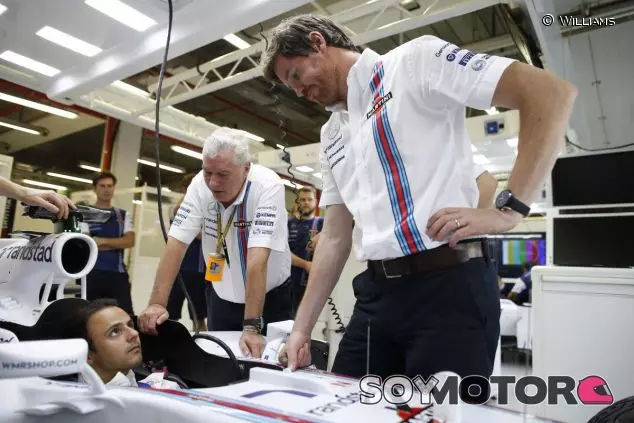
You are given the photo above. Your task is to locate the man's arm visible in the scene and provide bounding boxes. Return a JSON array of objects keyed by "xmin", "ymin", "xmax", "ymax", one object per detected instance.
[
  {"xmin": 476, "ymin": 171, "xmax": 498, "ymax": 209},
  {"xmin": 294, "ymin": 204, "xmax": 353, "ymax": 335},
  {"xmin": 0, "ymin": 176, "xmax": 74, "ymax": 219},
  {"xmin": 244, "ymin": 247, "xmax": 272, "ymax": 320},
  {"xmin": 291, "ymin": 253, "xmax": 310, "ymax": 272},
  {"xmin": 147, "ymin": 236, "xmax": 189, "ymax": 306},
  {"xmin": 492, "ymin": 62, "xmax": 577, "ymax": 206},
  {"xmin": 96, "ymin": 232, "xmax": 135, "ymax": 250}
]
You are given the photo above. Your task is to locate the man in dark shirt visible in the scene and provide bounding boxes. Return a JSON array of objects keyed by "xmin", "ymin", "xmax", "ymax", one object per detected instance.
[
  {"xmin": 82, "ymin": 172, "xmax": 135, "ymax": 315},
  {"xmin": 287, "ymin": 186, "xmax": 323, "ymax": 316}
]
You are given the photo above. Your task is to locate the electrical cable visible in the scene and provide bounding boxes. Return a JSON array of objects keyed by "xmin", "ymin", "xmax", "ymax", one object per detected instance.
[{"xmin": 153, "ymin": 0, "xmax": 200, "ymax": 334}]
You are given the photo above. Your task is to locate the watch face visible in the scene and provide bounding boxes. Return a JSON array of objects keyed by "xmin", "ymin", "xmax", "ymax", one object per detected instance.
[{"xmin": 496, "ymin": 190, "xmax": 512, "ymax": 208}]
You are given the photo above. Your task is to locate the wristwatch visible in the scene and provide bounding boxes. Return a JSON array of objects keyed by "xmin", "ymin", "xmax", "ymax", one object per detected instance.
[
  {"xmin": 495, "ymin": 189, "xmax": 531, "ymax": 217},
  {"xmin": 243, "ymin": 317, "xmax": 264, "ymax": 334}
]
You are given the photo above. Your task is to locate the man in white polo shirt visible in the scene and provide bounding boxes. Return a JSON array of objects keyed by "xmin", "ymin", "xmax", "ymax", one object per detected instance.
[
  {"xmin": 260, "ymin": 14, "xmax": 576, "ymax": 393},
  {"xmin": 138, "ymin": 127, "xmax": 292, "ymax": 358}
]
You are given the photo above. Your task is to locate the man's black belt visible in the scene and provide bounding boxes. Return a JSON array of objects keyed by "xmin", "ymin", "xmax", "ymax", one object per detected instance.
[{"xmin": 367, "ymin": 239, "xmax": 488, "ymax": 279}]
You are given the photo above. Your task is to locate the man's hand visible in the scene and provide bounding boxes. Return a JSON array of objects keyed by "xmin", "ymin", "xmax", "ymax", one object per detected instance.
[
  {"xmin": 427, "ymin": 207, "xmax": 522, "ymax": 246},
  {"xmin": 240, "ymin": 330, "xmax": 266, "ymax": 358},
  {"xmin": 303, "ymin": 261, "xmax": 312, "ymax": 274},
  {"xmin": 138, "ymin": 304, "xmax": 169, "ymax": 335},
  {"xmin": 307, "ymin": 233, "xmax": 320, "ymax": 251},
  {"xmin": 21, "ymin": 188, "xmax": 75, "ymax": 220},
  {"xmin": 278, "ymin": 330, "xmax": 311, "ymax": 371}
]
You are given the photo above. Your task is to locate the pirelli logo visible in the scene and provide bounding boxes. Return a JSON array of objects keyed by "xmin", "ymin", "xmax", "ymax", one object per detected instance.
[{"xmin": 366, "ymin": 91, "xmax": 393, "ymax": 119}]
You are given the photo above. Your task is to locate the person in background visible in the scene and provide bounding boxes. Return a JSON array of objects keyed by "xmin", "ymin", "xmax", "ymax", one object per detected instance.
[
  {"xmin": 508, "ymin": 262, "xmax": 534, "ymax": 305},
  {"xmin": 166, "ymin": 174, "xmax": 208, "ymax": 332},
  {"xmin": 84, "ymin": 172, "xmax": 135, "ymax": 315},
  {"xmin": 287, "ymin": 186, "xmax": 323, "ymax": 316},
  {"xmin": 0, "ymin": 176, "xmax": 74, "ymax": 219}
]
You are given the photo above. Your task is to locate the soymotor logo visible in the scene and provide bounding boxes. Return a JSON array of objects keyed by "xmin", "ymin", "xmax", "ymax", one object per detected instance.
[{"xmin": 359, "ymin": 374, "xmax": 613, "ymax": 406}]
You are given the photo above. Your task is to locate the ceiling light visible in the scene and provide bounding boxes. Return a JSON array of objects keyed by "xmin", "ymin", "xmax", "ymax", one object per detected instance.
[
  {"xmin": 0, "ymin": 4, "xmax": 7, "ymax": 16},
  {"xmin": 223, "ymin": 34, "xmax": 250, "ymax": 50},
  {"xmin": 296, "ymin": 165, "xmax": 314, "ymax": 173},
  {"xmin": 0, "ymin": 50, "xmax": 60, "ymax": 77},
  {"xmin": 0, "ymin": 120, "xmax": 41, "ymax": 135},
  {"xmin": 471, "ymin": 144, "xmax": 477, "ymax": 152},
  {"xmin": 132, "ymin": 200, "xmax": 143, "ymax": 205},
  {"xmin": 0, "ymin": 92, "xmax": 78, "ymax": 119},
  {"xmin": 313, "ymin": 172, "xmax": 322, "ymax": 179},
  {"xmin": 276, "ymin": 144, "xmax": 285, "ymax": 150},
  {"xmin": 485, "ymin": 107, "xmax": 499, "ymax": 115},
  {"xmin": 111, "ymin": 80, "xmax": 148, "ymax": 97},
  {"xmin": 36, "ymin": 26, "xmax": 102, "ymax": 57},
  {"xmin": 85, "ymin": 0, "xmax": 157, "ymax": 32},
  {"xmin": 239, "ymin": 130, "xmax": 264, "ymax": 142},
  {"xmin": 171, "ymin": 145, "xmax": 202, "ymax": 160},
  {"xmin": 46, "ymin": 172, "xmax": 92, "ymax": 184},
  {"xmin": 137, "ymin": 158, "xmax": 184, "ymax": 174},
  {"xmin": 506, "ymin": 137, "xmax": 518, "ymax": 148},
  {"xmin": 79, "ymin": 163, "xmax": 101, "ymax": 172},
  {"xmin": 22, "ymin": 179, "xmax": 67, "ymax": 191},
  {"xmin": 473, "ymin": 154, "xmax": 490, "ymax": 164}
]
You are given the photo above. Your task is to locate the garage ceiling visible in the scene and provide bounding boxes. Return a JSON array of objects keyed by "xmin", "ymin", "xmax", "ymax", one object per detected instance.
[{"xmin": 0, "ymin": 0, "xmax": 632, "ymax": 194}]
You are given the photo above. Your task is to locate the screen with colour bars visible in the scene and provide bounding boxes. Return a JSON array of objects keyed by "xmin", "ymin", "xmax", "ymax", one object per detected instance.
[{"xmin": 501, "ymin": 239, "xmax": 546, "ymax": 266}]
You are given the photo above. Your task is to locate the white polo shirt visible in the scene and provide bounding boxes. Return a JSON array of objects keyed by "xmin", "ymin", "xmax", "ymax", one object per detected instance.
[
  {"xmin": 319, "ymin": 35, "xmax": 515, "ymax": 262},
  {"xmin": 168, "ymin": 164, "xmax": 291, "ymax": 303}
]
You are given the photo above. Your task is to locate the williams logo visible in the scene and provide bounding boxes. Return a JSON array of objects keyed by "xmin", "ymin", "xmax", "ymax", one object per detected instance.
[
  {"xmin": 233, "ymin": 220, "xmax": 251, "ymax": 228},
  {"xmin": 366, "ymin": 91, "xmax": 393, "ymax": 119}
]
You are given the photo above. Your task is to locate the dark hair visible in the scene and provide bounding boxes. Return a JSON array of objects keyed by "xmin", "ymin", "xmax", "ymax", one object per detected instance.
[
  {"xmin": 92, "ymin": 171, "xmax": 117, "ymax": 187},
  {"xmin": 260, "ymin": 13, "xmax": 360, "ymax": 83},
  {"xmin": 62, "ymin": 298, "xmax": 119, "ymax": 350}
]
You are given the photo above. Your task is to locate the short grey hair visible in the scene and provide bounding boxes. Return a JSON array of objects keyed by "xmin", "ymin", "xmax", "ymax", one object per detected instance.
[
  {"xmin": 260, "ymin": 13, "xmax": 360, "ymax": 84},
  {"xmin": 203, "ymin": 127, "xmax": 251, "ymax": 165}
]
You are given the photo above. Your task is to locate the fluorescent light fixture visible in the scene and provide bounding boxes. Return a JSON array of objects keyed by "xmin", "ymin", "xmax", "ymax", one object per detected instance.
[
  {"xmin": 85, "ymin": 0, "xmax": 156, "ymax": 32},
  {"xmin": 223, "ymin": 34, "xmax": 250, "ymax": 50},
  {"xmin": 282, "ymin": 179, "xmax": 302, "ymax": 189},
  {"xmin": 46, "ymin": 172, "xmax": 92, "ymax": 184},
  {"xmin": 171, "ymin": 145, "xmax": 202, "ymax": 160},
  {"xmin": 111, "ymin": 80, "xmax": 148, "ymax": 97},
  {"xmin": 0, "ymin": 50, "xmax": 60, "ymax": 77},
  {"xmin": 79, "ymin": 164, "xmax": 101, "ymax": 172},
  {"xmin": 485, "ymin": 107, "xmax": 499, "ymax": 115},
  {"xmin": 137, "ymin": 158, "xmax": 184, "ymax": 174},
  {"xmin": 506, "ymin": 137, "xmax": 518, "ymax": 148},
  {"xmin": 0, "ymin": 3, "xmax": 7, "ymax": 16},
  {"xmin": 133, "ymin": 200, "xmax": 143, "ymax": 205},
  {"xmin": 22, "ymin": 179, "xmax": 66, "ymax": 190},
  {"xmin": 313, "ymin": 172, "xmax": 322, "ymax": 179},
  {"xmin": 36, "ymin": 26, "xmax": 102, "ymax": 57},
  {"xmin": 296, "ymin": 165, "xmax": 314, "ymax": 173},
  {"xmin": 473, "ymin": 154, "xmax": 490, "ymax": 164},
  {"xmin": 471, "ymin": 144, "xmax": 477, "ymax": 152},
  {"xmin": 276, "ymin": 144, "xmax": 285, "ymax": 150},
  {"xmin": 239, "ymin": 130, "xmax": 264, "ymax": 142},
  {"xmin": 0, "ymin": 120, "xmax": 40, "ymax": 135},
  {"xmin": 0, "ymin": 92, "xmax": 78, "ymax": 119}
]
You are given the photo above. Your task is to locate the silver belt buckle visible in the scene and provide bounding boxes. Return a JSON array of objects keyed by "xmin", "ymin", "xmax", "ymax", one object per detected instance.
[{"xmin": 381, "ymin": 260, "xmax": 402, "ymax": 279}]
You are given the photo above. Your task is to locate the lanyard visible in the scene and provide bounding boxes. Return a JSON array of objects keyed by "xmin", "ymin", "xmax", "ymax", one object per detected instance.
[{"xmin": 216, "ymin": 207, "xmax": 236, "ymax": 255}]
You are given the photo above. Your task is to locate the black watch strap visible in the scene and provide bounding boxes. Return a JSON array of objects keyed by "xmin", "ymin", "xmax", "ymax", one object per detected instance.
[
  {"xmin": 508, "ymin": 197, "xmax": 531, "ymax": 217},
  {"xmin": 243, "ymin": 317, "xmax": 264, "ymax": 334}
]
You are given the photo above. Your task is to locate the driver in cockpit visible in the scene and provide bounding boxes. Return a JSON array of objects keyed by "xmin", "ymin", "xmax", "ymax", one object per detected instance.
[{"xmin": 62, "ymin": 299, "xmax": 143, "ymax": 387}]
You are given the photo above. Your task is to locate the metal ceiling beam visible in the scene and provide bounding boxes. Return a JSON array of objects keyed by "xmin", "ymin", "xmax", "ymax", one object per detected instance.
[{"xmin": 138, "ymin": 0, "xmax": 504, "ymax": 115}]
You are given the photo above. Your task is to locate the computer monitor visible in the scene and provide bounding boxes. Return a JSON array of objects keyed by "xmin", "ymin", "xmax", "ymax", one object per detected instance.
[{"xmin": 492, "ymin": 233, "xmax": 546, "ymax": 278}]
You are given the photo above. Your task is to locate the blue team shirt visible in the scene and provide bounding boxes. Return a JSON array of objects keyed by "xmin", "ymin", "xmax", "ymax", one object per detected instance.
[
  {"xmin": 88, "ymin": 207, "xmax": 128, "ymax": 273},
  {"xmin": 288, "ymin": 216, "xmax": 323, "ymax": 286}
]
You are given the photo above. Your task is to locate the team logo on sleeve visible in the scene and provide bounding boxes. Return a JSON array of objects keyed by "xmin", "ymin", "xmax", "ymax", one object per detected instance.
[
  {"xmin": 445, "ymin": 48, "xmax": 461, "ymax": 62},
  {"xmin": 471, "ymin": 59, "xmax": 487, "ymax": 71}
]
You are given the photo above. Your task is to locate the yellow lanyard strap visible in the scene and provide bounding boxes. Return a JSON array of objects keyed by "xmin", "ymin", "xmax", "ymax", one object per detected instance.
[{"xmin": 216, "ymin": 208, "xmax": 236, "ymax": 255}]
